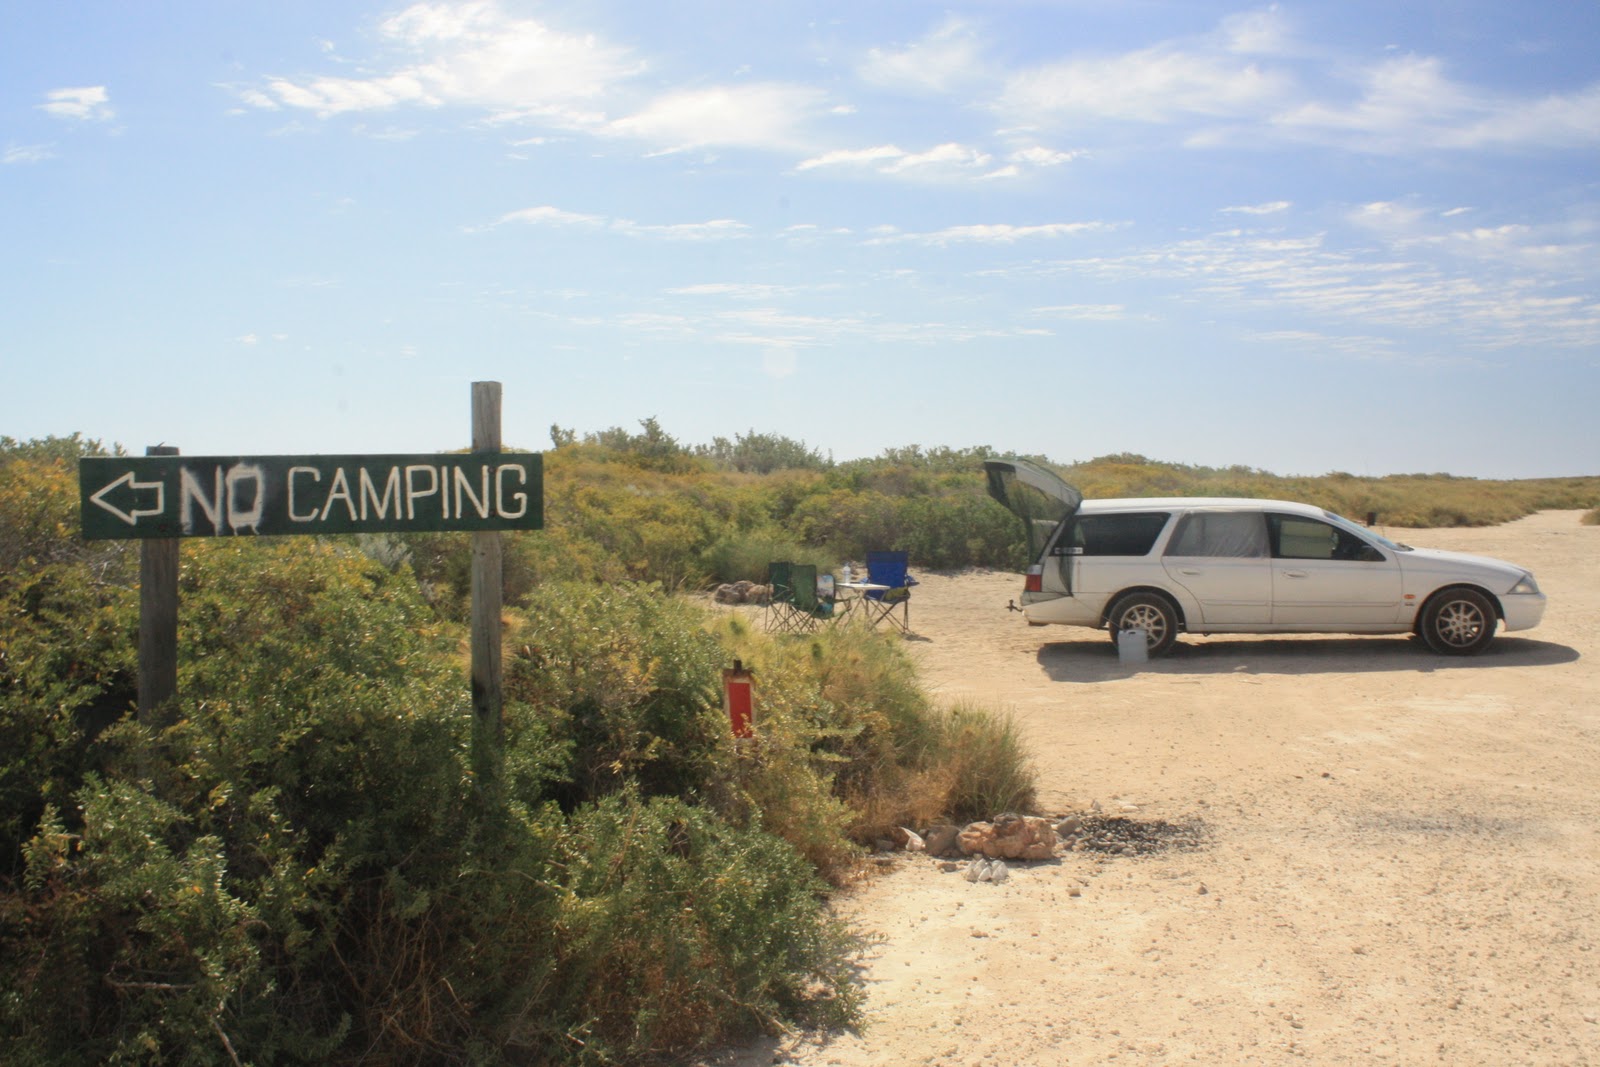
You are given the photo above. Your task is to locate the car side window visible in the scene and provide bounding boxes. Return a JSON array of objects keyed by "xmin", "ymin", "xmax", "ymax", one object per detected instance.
[
  {"xmin": 1164, "ymin": 511, "xmax": 1267, "ymax": 558},
  {"xmin": 1058, "ymin": 512, "xmax": 1170, "ymax": 556},
  {"xmin": 1268, "ymin": 513, "xmax": 1382, "ymax": 561}
]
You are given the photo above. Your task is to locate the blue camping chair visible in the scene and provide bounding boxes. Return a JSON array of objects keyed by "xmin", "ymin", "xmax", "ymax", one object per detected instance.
[{"xmin": 863, "ymin": 551, "xmax": 917, "ymax": 633}]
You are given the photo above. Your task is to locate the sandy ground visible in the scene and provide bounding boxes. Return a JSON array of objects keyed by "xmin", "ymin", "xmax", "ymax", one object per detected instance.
[{"xmin": 702, "ymin": 510, "xmax": 1600, "ymax": 1067}]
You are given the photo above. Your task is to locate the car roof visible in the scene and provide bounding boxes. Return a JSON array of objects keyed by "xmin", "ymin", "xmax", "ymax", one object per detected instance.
[{"xmin": 1078, "ymin": 497, "xmax": 1328, "ymax": 517}]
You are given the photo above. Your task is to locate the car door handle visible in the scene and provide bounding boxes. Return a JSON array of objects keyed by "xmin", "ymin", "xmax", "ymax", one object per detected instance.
[
  {"xmin": 1281, "ymin": 570, "xmax": 1308, "ymax": 578},
  {"xmin": 1179, "ymin": 568, "xmax": 1203, "ymax": 575}
]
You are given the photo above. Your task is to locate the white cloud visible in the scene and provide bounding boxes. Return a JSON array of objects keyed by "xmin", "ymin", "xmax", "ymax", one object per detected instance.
[
  {"xmin": 1351, "ymin": 200, "xmax": 1599, "ymax": 275},
  {"xmin": 244, "ymin": 1, "xmax": 639, "ymax": 122},
  {"xmin": 39, "ymin": 86, "xmax": 113, "ymax": 122},
  {"xmin": 1009, "ymin": 146, "xmax": 1077, "ymax": 168},
  {"xmin": 490, "ymin": 205, "xmax": 747, "ymax": 241},
  {"xmin": 605, "ymin": 83, "xmax": 829, "ymax": 152},
  {"xmin": 495, "ymin": 205, "xmax": 605, "ymax": 228},
  {"xmin": 1007, "ymin": 218, "xmax": 1598, "ymax": 351},
  {"xmin": 4, "ymin": 144, "xmax": 55, "ymax": 165},
  {"xmin": 869, "ymin": 221, "xmax": 1116, "ymax": 246},
  {"xmin": 796, "ymin": 145, "xmax": 905, "ymax": 171},
  {"xmin": 1033, "ymin": 304, "xmax": 1128, "ymax": 321},
  {"xmin": 1221, "ymin": 201, "xmax": 1292, "ymax": 216},
  {"xmin": 1275, "ymin": 55, "xmax": 1600, "ymax": 152},
  {"xmin": 244, "ymin": 2, "xmax": 837, "ymax": 155},
  {"xmin": 1447, "ymin": 83, "xmax": 1600, "ymax": 150},
  {"xmin": 667, "ymin": 283, "xmax": 798, "ymax": 299},
  {"xmin": 1219, "ymin": 7, "xmax": 1294, "ymax": 57},
  {"xmin": 999, "ymin": 46, "xmax": 1289, "ymax": 127},
  {"xmin": 797, "ymin": 141, "xmax": 1007, "ymax": 181},
  {"xmin": 859, "ymin": 16, "xmax": 988, "ymax": 95},
  {"xmin": 888, "ymin": 143, "xmax": 990, "ymax": 173},
  {"xmin": 613, "ymin": 218, "xmax": 749, "ymax": 241}
]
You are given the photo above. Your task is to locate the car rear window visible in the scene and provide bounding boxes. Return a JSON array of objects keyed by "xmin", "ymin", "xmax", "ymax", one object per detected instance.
[{"xmin": 1067, "ymin": 512, "xmax": 1171, "ymax": 556}]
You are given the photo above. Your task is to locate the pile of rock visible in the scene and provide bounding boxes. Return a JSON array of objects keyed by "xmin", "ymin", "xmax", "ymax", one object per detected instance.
[
  {"xmin": 909, "ymin": 813, "xmax": 1062, "ymax": 862},
  {"xmin": 712, "ymin": 581, "xmax": 770, "ymax": 605}
]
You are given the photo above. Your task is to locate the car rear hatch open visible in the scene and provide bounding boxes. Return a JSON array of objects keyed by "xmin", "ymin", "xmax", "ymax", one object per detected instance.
[{"xmin": 983, "ymin": 458, "xmax": 1083, "ymax": 603}]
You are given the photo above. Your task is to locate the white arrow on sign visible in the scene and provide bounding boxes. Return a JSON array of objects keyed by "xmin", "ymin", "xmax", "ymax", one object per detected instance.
[{"xmin": 89, "ymin": 471, "xmax": 167, "ymax": 526}]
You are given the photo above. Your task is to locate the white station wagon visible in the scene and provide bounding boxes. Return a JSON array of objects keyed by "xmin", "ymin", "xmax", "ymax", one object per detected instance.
[{"xmin": 983, "ymin": 458, "xmax": 1547, "ymax": 657}]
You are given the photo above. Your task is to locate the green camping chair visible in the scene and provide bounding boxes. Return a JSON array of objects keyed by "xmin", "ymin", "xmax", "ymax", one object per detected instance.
[
  {"xmin": 788, "ymin": 563, "xmax": 836, "ymax": 633},
  {"xmin": 764, "ymin": 561, "xmax": 801, "ymax": 633}
]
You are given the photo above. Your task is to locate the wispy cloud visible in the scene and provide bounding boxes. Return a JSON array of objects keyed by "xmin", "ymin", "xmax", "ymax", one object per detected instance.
[
  {"xmin": 242, "ymin": 0, "xmax": 639, "ymax": 124},
  {"xmin": 239, "ymin": 1, "xmax": 837, "ymax": 155},
  {"xmin": 1222, "ymin": 201, "xmax": 1292, "ymax": 216},
  {"xmin": 495, "ymin": 205, "xmax": 605, "ymax": 228},
  {"xmin": 39, "ymin": 86, "xmax": 113, "ymax": 122},
  {"xmin": 1275, "ymin": 55, "xmax": 1600, "ymax": 152},
  {"xmin": 983, "ymin": 12, "xmax": 1600, "ymax": 157},
  {"xmin": 1001, "ymin": 217, "xmax": 1598, "ymax": 351},
  {"xmin": 797, "ymin": 140, "xmax": 1059, "ymax": 181},
  {"xmin": 4, "ymin": 144, "xmax": 56, "ymax": 165},
  {"xmin": 858, "ymin": 16, "xmax": 987, "ymax": 95},
  {"xmin": 604, "ymin": 83, "xmax": 831, "ymax": 153},
  {"xmin": 666, "ymin": 283, "xmax": 810, "ymax": 299},
  {"xmin": 998, "ymin": 46, "xmax": 1290, "ymax": 128},
  {"xmin": 1032, "ymin": 304, "xmax": 1129, "ymax": 321},
  {"xmin": 868, "ymin": 221, "xmax": 1117, "ymax": 246},
  {"xmin": 490, "ymin": 205, "xmax": 748, "ymax": 241}
]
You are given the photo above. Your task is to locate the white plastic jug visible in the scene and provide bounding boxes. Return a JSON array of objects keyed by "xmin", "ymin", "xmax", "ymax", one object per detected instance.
[{"xmin": 1117, "ymin": 628, "xmax": 1148, "ymax": 664}]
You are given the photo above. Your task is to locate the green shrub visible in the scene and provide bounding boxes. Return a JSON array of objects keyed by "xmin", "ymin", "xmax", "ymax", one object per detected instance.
[
  {"xmin": 11, "ymin": 777, "xmax": 277, "ymax": 1066},
  {"xmin": 539, "ymin": 792, "xmax": 857, "ymax": 1062},
  {"xmin": 710, "ymin": 619, "xmax": 1038, "ymax": 856},
  {"xmin": 700, "ymin": 527, "xmax": 833, "ymax": 585},
  {"xmin": 505, "ymin": 581, "xmax": 727, "ymax": 807},
  {"xmin": 919, "ymin": 702, "xmax": 1037, "ymax": 822}
]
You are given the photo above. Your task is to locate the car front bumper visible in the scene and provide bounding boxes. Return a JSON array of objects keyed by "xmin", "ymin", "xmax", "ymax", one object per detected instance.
[{"xmin": 1500, "ymin": 592, "xmax": 1546, "ymax": 633}]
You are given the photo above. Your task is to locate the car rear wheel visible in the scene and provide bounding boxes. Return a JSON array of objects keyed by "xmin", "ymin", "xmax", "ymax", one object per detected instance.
[
  {"xmin": 1418, "ymin": 586, "xmax": 1497, "ymax": 655},
  {"xmin": 1106, "ymin": 593, "xmax": 1179, "ymax": 657}
]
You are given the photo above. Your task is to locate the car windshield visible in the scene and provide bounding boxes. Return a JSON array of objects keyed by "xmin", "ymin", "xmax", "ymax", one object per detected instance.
[{"xmin": 1322, "ymin": 509, "xmax": 1412, "ymax": 551}]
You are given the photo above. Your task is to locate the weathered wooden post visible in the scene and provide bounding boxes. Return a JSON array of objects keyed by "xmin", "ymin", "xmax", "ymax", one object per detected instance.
[
  {"xmin": 138, "ymin": 445, "xmax": 180, "ymax": 724},
  {"xmin": 470, "ymin": 382, "xmax": 505, "ymax": 789}
]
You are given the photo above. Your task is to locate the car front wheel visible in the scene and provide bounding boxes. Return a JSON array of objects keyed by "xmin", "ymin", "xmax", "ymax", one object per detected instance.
[
  {"xmin": 1106, "ymin": 593, "xmax": 1179, "ymax": 657},
  {"xmin": 1418, "ymin": 587, "xmax": 1497, "ymax": 655}
]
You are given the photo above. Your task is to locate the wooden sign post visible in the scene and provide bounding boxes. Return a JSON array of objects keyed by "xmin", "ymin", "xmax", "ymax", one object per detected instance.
[
  {"xmin": 470, "ymin": 382, "xmax": 505, "ymax": 793},
  {"xmin": 137, "ymin": 445, "xmax": 180, "ymax": 724}
]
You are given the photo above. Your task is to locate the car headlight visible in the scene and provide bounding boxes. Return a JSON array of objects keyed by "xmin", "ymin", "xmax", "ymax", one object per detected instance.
[{"xmin": 1508, "ymin": 573, "xmax": 1540, "ymax": 596}]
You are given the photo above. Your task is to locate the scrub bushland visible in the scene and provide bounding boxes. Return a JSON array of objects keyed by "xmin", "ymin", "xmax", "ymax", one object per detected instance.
[{"xmin": 1, "ymin": 435, "xmax": 1029, "ymax": 1065}]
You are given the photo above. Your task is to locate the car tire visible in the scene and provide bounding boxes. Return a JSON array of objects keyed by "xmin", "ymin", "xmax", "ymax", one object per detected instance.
[
  {"xmin": 1106, "ymin": 592, "xmax": 1179, "ymax": 657},
  {"xmin": 1417, "ymin": 586, "xmax": 1497, "ymax": 655}
]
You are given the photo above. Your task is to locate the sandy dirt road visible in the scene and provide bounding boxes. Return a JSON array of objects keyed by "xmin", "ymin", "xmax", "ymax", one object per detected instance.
[{"xmin": 705, "ymin": 511, "xmax": 1599, "ymax": 1066}]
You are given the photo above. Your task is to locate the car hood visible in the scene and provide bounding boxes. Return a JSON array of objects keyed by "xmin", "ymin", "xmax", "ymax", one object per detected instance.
[{"xmin": 1396, "ymin": 545, "xmax": 1529, "ymax": 588}]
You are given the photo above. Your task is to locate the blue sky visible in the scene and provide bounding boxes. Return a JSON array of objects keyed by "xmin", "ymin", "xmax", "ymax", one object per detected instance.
[{"xmin": 4, "ymin": 1, "xmax": 1597, "ymax": 478}]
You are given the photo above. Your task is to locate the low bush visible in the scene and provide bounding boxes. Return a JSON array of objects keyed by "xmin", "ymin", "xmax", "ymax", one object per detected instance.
[
  {"xmin": 710, "ymin": 617, "xmax": 1039, "ymax": 860},
  {"xmin": 700, "ymin": 527, "xmax": 834, "ymax": 585}
]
